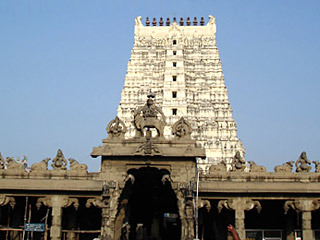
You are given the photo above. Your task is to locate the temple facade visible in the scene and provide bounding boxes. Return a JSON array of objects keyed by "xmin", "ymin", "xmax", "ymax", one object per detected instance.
[
  {"xmin": 1, "ymin": 16, "xmax": 320, "ymax": 240},
  {"xmin": 117, "ymin": 16, "xmax": 245, "ymax": 170}
]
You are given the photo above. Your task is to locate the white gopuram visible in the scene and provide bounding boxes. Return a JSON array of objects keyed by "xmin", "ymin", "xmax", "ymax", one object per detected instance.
[{"xmin": 117, "ymin": 16, "xmax": 245, "ymax": 170}]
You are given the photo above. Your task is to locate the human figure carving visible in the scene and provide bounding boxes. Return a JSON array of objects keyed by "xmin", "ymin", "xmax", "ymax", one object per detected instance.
[
  {"xmin": 31, "ymin": 158, "xmax": 50, "ymax": 171},
  {"xmin": 231, "ymin": 151, "xmax": 246, "ymax": 172},
  {"xmin": 51, "ymin": 149, "xmax": 67, "ymax": 170},
  {"xmin": 106, "ymin": 116, "xmax": 127, "ymax": 140},
  {"xmin": 248, "ymin": 161, "xmax": 266, "ymax": 172},
  {"xmin": 274, "ymin": 161, "xmax": 294, "ymax": 172},
  {"xmin": 133, "ymin": 94, "xmax": 166, "ymax": 138},
  {"xmin": 172, "ymin": 117, "xmax": 192, "ymax": 139},
  {"xmin": 295, "ymin": 151, "xmax": 311, "ymax": 172}
]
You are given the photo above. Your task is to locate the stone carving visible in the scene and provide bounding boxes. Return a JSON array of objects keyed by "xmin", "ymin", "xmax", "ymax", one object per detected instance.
[
  {"xmin": 135, "ymin": 130, "xmax": 162, "ymax": 156},
  {"xmin": 31, "ymin": 158, "xmax": 50, "ymax": 172},
  {"xmin": 313, "ymin": 161, "xmax": 320, "ymax": 172},
  {"xmin": 6, "ymin": 157, "xmax": 25, "ymax": 170},
  {"xmin": 133, "ymin": 94, "xmax": 166, "ymax": 138},
  {"xmin": 208, "ymin": 15, "xmax": 217, "ymax": 36},
  {"xmin": 284, "ymin": 199, "xmax": 320, "ymax": 213},
  {"xmin": 218, "ymin": 198, "xmax": 261, "ymax": 213},
  {"xmin": 102, "ymin": 187, "xmax": 121, "ymax": 239},
  {"xmin": 69, "ymin": 158, "xmax": 88, "ymax": 171},
  {"xmin": 51, "ymin": 149, "xmax": 67, "ymax": 170},
  {"xmin": 231, "ymin": 151, "xmax": 246, "ymax": 172},
  {"xmin": 218, "ymin": 198, "xmax": 261, "ymax": 240},
  {"xmin": 199, "ymin": 200, "xmax": 211, "ymax": 212},
  {"xmin": 248, "ymin": 161, "xmax": 266, "ymax": 172},
  {"xmin": 36, "ymin": 196, "xmax": 79, "ymax": 210},
  {"xmin": 176, "ymin": 190, "xmax": 187, "ymax": 239},
  {"xmin": 0, "ymin": 195, "xmax": 16, "ymax": 209},
  {"xmin": 172, "ymin": 117, "xmax": 192, "ymax": 139},
  {"xmin": 209, "ymin": 161, "xmax": 227, "ymax": 173},
  {"xmin": 135, "ymin": 16, "xmax": 142, "ymax": 26},
  {"xmin": 161, "ymin": 174, "xmax": 172, "ymax": 184},
  {"xmin": 0, "ymin": 153, "xmax": 5, "ymax": 169},
  {"xmin": 274, "ymin": 161, "xmax": 294, "ymax": 172},
  {"xmin": 124, "ymin": 174, "xmax": 135, "ymax": 184},
  {"xmin": 86, "ymin": 197, "xmax": 107, "ymax": 208},
  {"xmin": 208, "ymin": 15, "xmax": 216, "ymax": 25},
  {"xmin": 296, "ymin": 151, "xmax": 311, "ymax": 172},
  {"xmin": 106, "ymin": 116, "xmax": 127, "ymax": 140}
]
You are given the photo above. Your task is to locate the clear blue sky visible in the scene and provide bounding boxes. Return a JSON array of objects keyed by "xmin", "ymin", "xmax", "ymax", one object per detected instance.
[{"xmin": 0, "ymin": 0, "xmax": 319, "ymax": 171}]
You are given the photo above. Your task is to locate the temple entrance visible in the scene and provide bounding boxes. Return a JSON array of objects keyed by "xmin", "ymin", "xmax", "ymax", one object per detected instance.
[{"xmin": 119, "ymin": 167, "xmax": 181, "ymax": 240}]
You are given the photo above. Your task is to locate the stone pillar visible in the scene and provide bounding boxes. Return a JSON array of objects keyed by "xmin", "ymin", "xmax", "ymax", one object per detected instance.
[
  {"xmin": 36, "ymin": 196, "xmax": 79, "ymax": 240},
  {"xmin": 284, "ymin": 199, "xmax": 320, "ymax": 240},
  {"xmin": 176, "ymin": 190, "xmax": 187, "ymax": 239},
  {"xmin": 234, "ymin": 208, "xmax": 245, "ymax": 240},
  {"xmin": 101, "ymin": 186, "xmax": 120, "ymax": 240},
  {"xmin": 176, "ymin": 183, "xmax": 195, "ymax": 240},
  {"xmin": 218, "ymin": 198, "xmax": 261, "ymax": 240},
  {"xmin": 185, "ymin": 199, "xmax": 195, "ymax": 240},
  {"xmin": 302, "ymin": 211, "xmax": 312, "ymax": 240}
]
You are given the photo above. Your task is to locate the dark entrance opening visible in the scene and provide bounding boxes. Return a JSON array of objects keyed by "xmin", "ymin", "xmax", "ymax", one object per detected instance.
[{"xmin": 120, "ymin": 167, "xmax": 180, "ymax": 240}]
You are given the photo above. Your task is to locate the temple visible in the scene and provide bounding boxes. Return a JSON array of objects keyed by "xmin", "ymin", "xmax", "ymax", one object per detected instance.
[
  {"xmin": 1, "ymin": 16, "xmax": 320, "ymax": 240},
  {"xmin": 117, "ymin": 16, "xmax": 245, "ymax": 170}
]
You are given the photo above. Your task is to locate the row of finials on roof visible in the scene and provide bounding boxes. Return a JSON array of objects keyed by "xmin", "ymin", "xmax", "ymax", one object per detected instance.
[{"xmin": 145, "ymin": 17, "xmax": 206, "ymax": 26}]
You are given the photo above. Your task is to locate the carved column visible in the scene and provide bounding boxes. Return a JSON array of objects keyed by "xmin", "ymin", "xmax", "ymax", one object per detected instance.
[
  {"xmin": 284, "ymin": 199, "xmax": 320, "ymax": 240},
  {"xmin": 176, "ymin": 184, "xmax": 195, "ymax": 240},
  {"xmin": 185, "ymin": 199, "xmax": 195, "ymax": 240},
  {"xmin": 37, "ymin": 196, "xmax": 79, "ymax": 240},
  {"xmin": 176, "ymin": 190, "xmax": 187, "ymax": 239},
  {"xmin": 86, "ymin": 197, "xmax": 107, "ymax": 239},
  {"xmin": 100, "ymin": 186, "xmax": 120, "ymax": 240},
  {"xmin": 218, "ymin": 198, "xmax": 261, "ymax": 240}
]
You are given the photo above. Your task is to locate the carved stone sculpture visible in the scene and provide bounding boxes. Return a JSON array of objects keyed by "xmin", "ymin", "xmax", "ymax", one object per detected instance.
[
  {"xmin": 124, "ymin": 174, "xmax": 135, "ymax": 184},
  {"xmin": 209, "ymin": 161, "xmax": 227, "ymax": 174},
  {"xmin": 231, "ymin": 151, "xmax": 246, "ymax": 172},
  {"xmin": 199, "ymin": 200, "xmax": 211, "ymax": 212},
  {"xmin": 296, "ymin": 151, "xmax": 312, "ymax": 172},
  {"xmin": 313, "ymin": 161, "xmax": 320, "ymax": 172},
  {"xmin": 274, "ymin": 161, "xmax": 294, "ymax": 172},
  {"xmin": 51, "ymin": 149, "xmax": 67, "ymax": 170},
  {"xmin": 161, "ymin": 174, "xmax": 172, "ymax": 184},
  {"xmin": 0, "ymin": 153, "xmax": 5, "ymax": 169},
  {"xmin": 36, "ymin": 196, "xmax": 79, "ymax": 210},
  {"xmin": 248, "ymin": 161, "xmax": 266, "ymax": 172},
  {"xmin": 218, "ymin": 199, "xmax": 261, "ymax": 214},
  {"xmin": 284, "ymin": 199, "xmax": 320, "ymax": 214},
  {"xmin": 135, "ymin": 16, "xmax": 142, "ymax": 26},
  {"xmin": 106, "ymin": 116, "xmax": 127, "ymax": 140},
  {"xmin": 135, "ymin": 130, "xmax": 162, "ymax": 156},
  {"xmin": 133, "ymin": 94, "xmax": 166, "ymax": 138},
  {"xmin": 0, "ymin": 195, "xmax": 16, "ymax": 209},
  {"xmin": 172, "ymin": 117, "xmax": 192, "ymax": 139},
  {"xmin": 86, "ymin": 197, "xmax": 107, "ymax": 208},
  {"xmin": 31, "ymin": 158, "xmax": 50, "ymax": 172},
  {"xmin": 6, "ymin": 157, "xmax": 25, "ymax": 170},
  {"xmin": 69, "ymin": 158, "xmax": 88, "ymax": 171}
]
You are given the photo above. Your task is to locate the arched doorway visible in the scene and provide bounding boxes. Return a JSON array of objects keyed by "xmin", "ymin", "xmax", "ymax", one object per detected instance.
[{"xmin": 118, "ymin": 167, "xmax": 181, "ymax": 240}]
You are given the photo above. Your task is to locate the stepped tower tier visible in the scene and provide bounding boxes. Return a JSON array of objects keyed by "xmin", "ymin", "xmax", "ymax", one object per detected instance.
[{"xmin": 117, "ymin": 15, "xmax": 245, "ymax": 170}]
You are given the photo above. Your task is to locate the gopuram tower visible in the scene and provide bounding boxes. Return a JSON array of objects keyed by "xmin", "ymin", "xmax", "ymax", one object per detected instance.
[{"xmin": 117, "ymin": 16, "xmax": 245, "ymax": 170}]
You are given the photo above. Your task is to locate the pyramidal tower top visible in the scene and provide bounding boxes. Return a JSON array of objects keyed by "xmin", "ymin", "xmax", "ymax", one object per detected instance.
[{"xmin": 117, "ymin": 15, "xmax": 245, "ymax": 170}]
